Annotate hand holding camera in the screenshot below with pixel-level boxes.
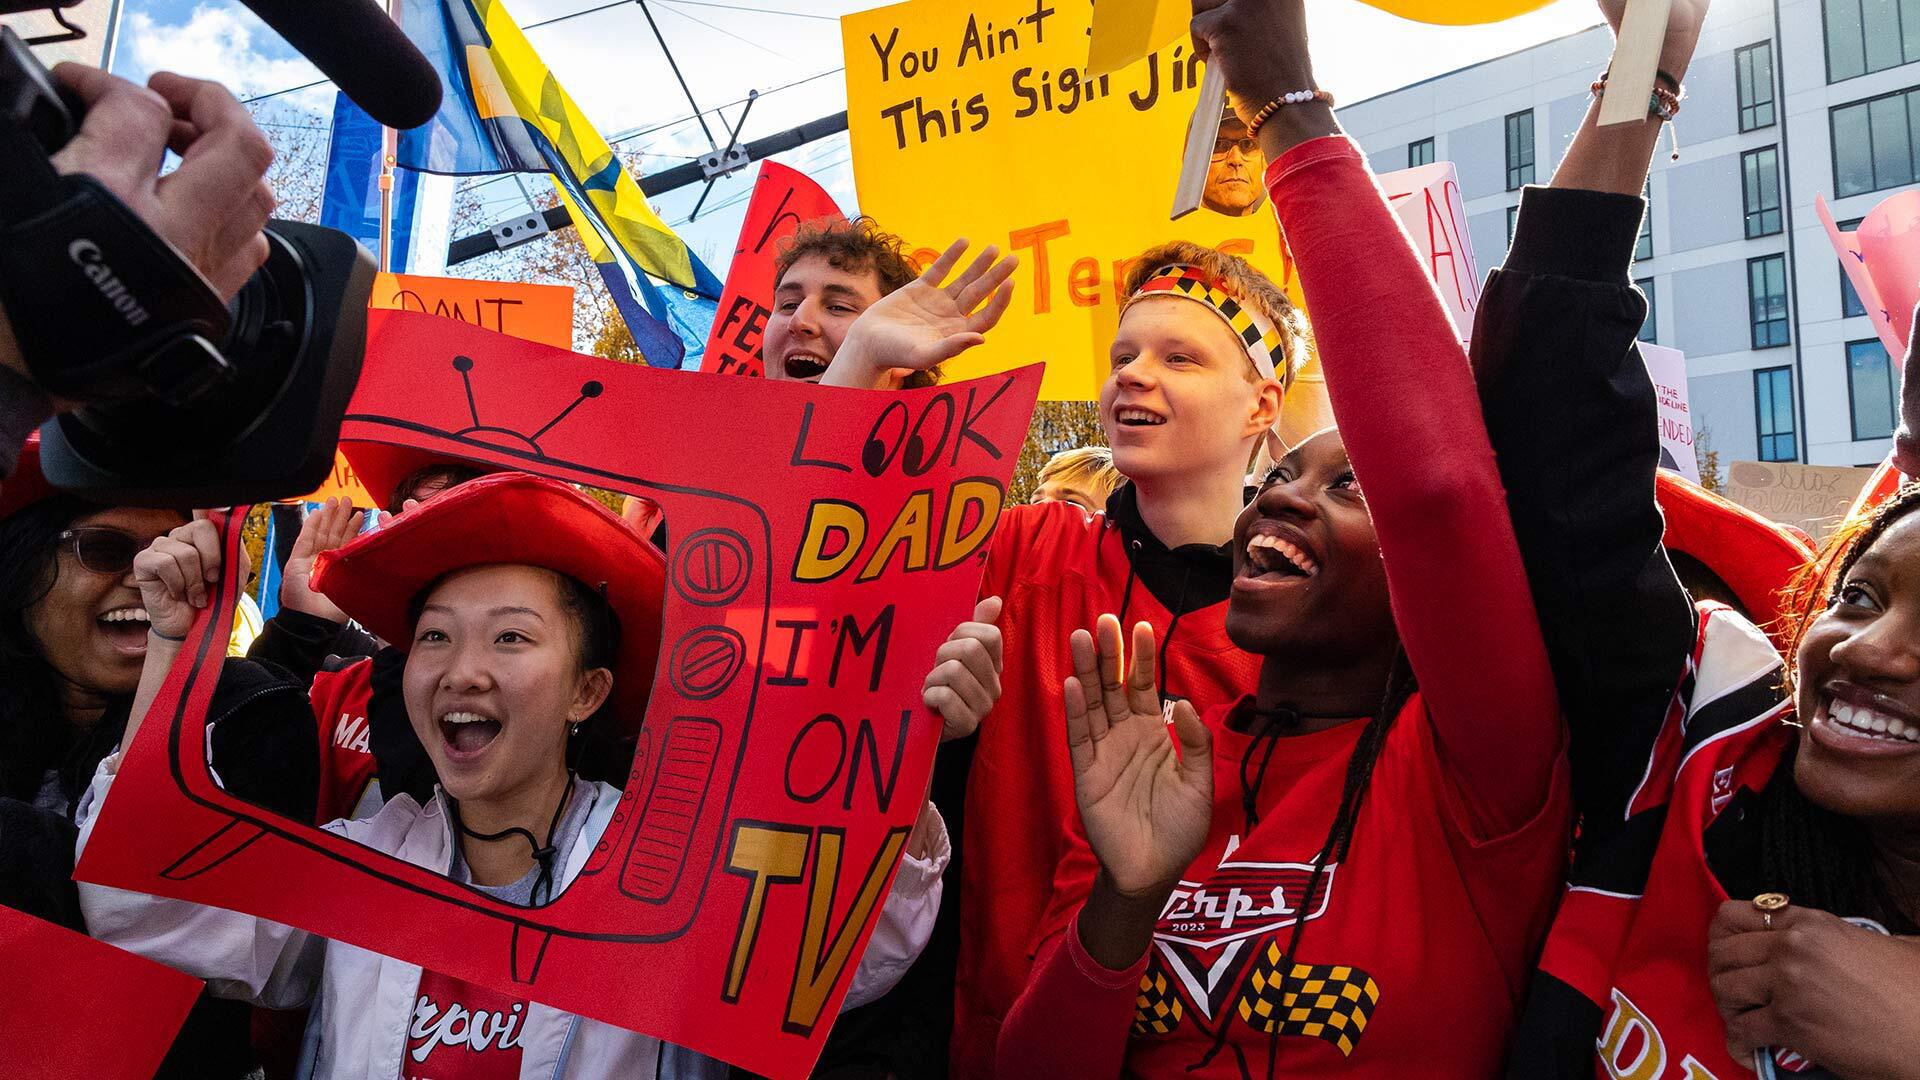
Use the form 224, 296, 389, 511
0, 64, 276, 395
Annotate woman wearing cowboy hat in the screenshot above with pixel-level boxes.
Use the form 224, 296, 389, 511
75, 473, 950, 1078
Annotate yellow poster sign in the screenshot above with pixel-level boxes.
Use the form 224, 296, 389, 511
300, 452, 376, 507
844, 0, 1299, 401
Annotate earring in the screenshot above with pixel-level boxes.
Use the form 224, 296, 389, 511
569, 721, 583, 736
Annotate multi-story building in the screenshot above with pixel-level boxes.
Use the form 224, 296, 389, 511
1337, 0, 1915, 470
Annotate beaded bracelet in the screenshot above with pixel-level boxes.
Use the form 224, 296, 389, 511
1245, 89, 1336, 139
1590, 69, 1687, 159
1591, 69, 1686, 121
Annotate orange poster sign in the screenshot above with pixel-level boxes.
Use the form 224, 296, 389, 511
370, 272, 575, 350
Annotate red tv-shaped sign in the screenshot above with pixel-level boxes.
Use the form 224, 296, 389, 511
75, 310, 1040, 1078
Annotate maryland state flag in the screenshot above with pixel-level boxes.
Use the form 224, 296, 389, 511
396, 0, 722, 366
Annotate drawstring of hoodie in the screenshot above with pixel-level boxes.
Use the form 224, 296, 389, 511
448, 771, 576, 905
1157, 563, 1194, 699
1116, 535, 1141, 628
1114, 534, 1198, 704
1238, 706, 1294, 829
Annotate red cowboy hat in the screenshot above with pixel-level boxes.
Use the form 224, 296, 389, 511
312, 472, 665, 733
0, 433, 55, 522
1657, 469, 1814, 648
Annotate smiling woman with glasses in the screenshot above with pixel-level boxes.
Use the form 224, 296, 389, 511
0, 471, 186, 815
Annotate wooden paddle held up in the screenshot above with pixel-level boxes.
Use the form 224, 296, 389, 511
1598, 0, 1673, 126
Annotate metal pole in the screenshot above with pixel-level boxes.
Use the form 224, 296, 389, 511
375, 0, 408, 272
445, 109, 849, 265
1770, 0, 1810, 463
636, 0, 717, 148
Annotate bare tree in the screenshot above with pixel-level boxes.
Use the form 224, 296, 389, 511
1010, 402, 1107, 504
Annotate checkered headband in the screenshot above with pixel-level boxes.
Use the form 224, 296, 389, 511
1126, 264, 1291, 386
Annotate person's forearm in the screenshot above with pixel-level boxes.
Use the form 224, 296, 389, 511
1551, 14, 1706, 195
1255, 99, 1342, 166
247, 609, 344, 685
1077, 872, 1169, 970
818, 354, 892, 389
998, 910, 1143, 1078
1551, 100, 1663, 197
1474, 189, 1694, 826
1266, 137, 1560, 828
120, 634, 184, 763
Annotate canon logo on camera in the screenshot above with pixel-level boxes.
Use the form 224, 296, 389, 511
67, 239, 152, 327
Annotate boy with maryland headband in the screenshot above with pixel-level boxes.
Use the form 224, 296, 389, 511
821, 238, 1305, 1074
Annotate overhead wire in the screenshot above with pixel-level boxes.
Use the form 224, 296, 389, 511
239, 0, 657, 106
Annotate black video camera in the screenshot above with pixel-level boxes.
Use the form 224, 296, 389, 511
0, 11, 410, 506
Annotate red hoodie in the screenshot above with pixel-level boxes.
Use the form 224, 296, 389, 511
306, 659, 381, 823
952, 495, 1262, 1076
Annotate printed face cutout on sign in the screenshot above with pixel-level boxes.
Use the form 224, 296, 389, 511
75, 310, 1040, 1080
1203, 116, 1267, 218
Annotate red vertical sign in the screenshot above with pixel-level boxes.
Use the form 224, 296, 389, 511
701, 162, 844, 377
0, 907, 201, 1079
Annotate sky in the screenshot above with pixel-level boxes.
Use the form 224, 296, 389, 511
99, 0, 1606, 277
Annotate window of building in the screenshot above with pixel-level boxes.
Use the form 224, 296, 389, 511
1824, 0, 1920, 82
1754, 366, 1798, 461
1848, 338, 1898, 439
1742, 146, 1784, 238
1749, 254, 1791, 348
1507, 204, 1520, 248
1408, 137, 1435, 168
1505, 110, 1535, 190
1636, 277, 1658, 343
1839, 217, 1869, 316
1636, 182, 1654, 262
1738, 42, 1778, 129
1831, 85, 1920, 197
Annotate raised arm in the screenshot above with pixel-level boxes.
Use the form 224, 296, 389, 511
1195, 0, 1558, 829
1474, 0, 1708, 828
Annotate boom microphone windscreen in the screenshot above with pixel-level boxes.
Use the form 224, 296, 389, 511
239, 0, 441, 129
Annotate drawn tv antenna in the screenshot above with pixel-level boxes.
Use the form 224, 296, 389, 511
451, 354, 604, 455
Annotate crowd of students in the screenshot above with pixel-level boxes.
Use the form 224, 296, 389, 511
4, 0, 1920, 1076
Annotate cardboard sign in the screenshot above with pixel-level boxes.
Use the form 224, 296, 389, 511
1641, 343, 1700, 483
702, 163, 846, 378
300, 450, 377, 506
1724, 460, 1877, 539
75, 310, 1039, 1080
0, 907, 201, 1080
370, 272, 576, 350
843, 0, 1489, 406
1818, 191, 1920, 360
1381, 162, 1481, 344
844, 0, 1292, 400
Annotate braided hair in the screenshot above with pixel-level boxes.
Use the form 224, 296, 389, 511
1764, 481, 1920, 932
1265, 649, 1417, 995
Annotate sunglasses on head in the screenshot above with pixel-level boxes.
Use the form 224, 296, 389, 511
55, 527, 144, 575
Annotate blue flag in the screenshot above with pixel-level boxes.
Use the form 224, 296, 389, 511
394, 0, 722, 367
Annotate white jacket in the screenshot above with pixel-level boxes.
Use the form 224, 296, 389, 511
76, 759, 948, 1079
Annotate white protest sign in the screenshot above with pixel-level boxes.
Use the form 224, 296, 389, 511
1641, 342, 1700, 483
1280, 161, 1484, 445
